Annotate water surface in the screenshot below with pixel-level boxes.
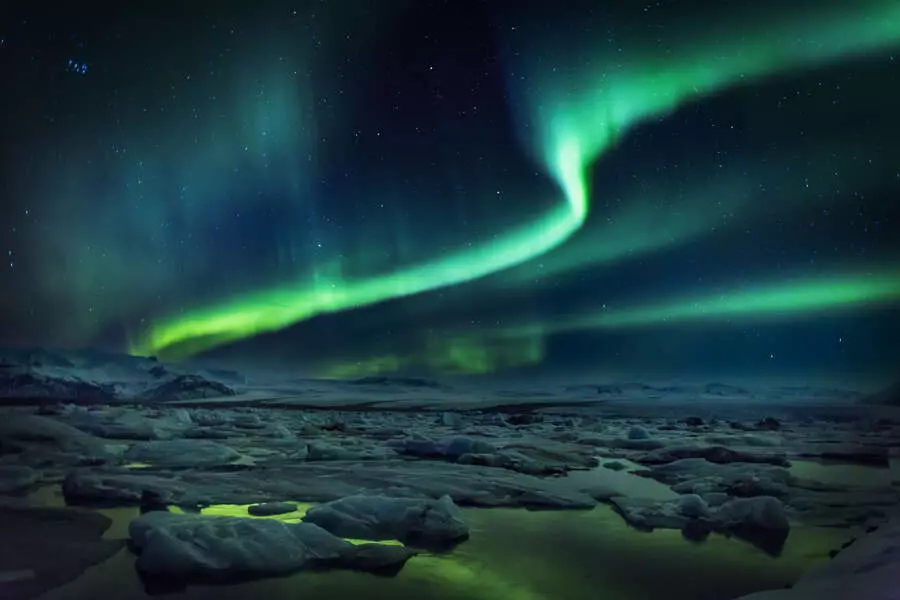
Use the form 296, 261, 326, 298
35, 502, 850, 600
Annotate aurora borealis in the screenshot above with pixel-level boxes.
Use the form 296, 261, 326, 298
1, 1, 899, 382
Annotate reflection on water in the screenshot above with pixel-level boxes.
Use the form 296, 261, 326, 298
35, 501, 852, 600
789, 458, 899, 487
23, 485, 67, 509
26, 459, 882, 600
561, 457, 679, 500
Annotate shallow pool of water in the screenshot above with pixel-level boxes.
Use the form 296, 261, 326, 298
789, 458, 899, 487
34, 500, 852, 600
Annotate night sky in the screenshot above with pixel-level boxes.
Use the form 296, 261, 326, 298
2, 1, 899, 384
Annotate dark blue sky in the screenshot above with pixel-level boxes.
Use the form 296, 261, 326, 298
1, 1, 898, 385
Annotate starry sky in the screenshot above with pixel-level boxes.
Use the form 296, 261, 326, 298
2, 0, 899, 384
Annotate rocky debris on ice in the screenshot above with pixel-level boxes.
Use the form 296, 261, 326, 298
454, 450, 521, 472
124, 439, 241, 468
610, 494, 790, 555
63, 470, 185, 506
183, 427, 231, 440
228, 413, 265, 429
3, 394, 896, 539
443, 436, 497, 458
391, 434, 598, 476
439, 411, 464, 428
636, 445, 789, 467
637, 458, 794, 498
306, 440, 392, 461
0, 413, 114, 458
62, 407, 181, 441
731, 519, 900, 599
128, 511, 417, 585
716, 496, 790, 530
628, 425, 651, 440
608, 496, 691, 530
457, 441, 598, 476
0, 465, 40, 493
394, 435, 495, 459
60, 459, 598, 510
303, 494, 469, 549
247, 502, 298, 516
635, 457, 900, 528
187, 408, 234, 427
70, 418, 163, 441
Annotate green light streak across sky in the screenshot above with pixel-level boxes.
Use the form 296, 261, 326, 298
133, 2, 900, 359
132, 197, 582, 358
325, 273, 900, 377
504, 272, 900, 338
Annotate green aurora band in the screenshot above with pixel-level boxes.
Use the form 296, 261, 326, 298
319, 272, 900, 378
503, 271, 900, 338
132, 2, 900, 359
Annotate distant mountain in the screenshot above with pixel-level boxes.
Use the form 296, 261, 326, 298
703, 383, 751, 396
0, 362, 117, 401
0, 347, 239, 403
348, 376, 444, 389
137, 374, 236, 402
